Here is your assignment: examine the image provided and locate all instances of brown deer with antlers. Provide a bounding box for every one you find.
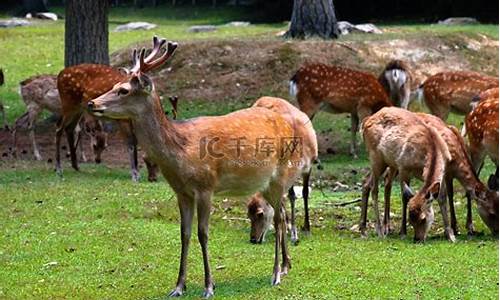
[11,75,106,162]
[419,71,498,120]
[87,42,314,297]
[360,113,499,238]
[290,63,393,157]
[55,36,174,181]
[361,107,454,242]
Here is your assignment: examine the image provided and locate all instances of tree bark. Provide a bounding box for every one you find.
[286,0,339,39]
[64,0,109,67]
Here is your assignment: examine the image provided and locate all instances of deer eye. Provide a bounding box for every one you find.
[117,88,129,96]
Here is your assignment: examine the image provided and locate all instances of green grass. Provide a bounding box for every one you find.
[0,5,498,299]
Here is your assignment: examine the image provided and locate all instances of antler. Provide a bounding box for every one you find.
[130,36,178,74]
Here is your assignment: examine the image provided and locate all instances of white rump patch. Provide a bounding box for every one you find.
[289,80,298,98]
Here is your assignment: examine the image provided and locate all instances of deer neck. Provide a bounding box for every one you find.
[131,93,186,168]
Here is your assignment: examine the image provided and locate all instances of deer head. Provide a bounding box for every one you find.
[405,181,440,242]
[473,186,499,235]
[247,193,274,244]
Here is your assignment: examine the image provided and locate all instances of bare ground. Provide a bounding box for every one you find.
[1,33,498,168]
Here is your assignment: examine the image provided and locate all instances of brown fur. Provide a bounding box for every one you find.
[12,74,106,162]
[290,63,392,157]
[422,71,499,120]
[88,70,314,295]
[466,97,499,174]
[361,107,453,242]
[0,68,8,129]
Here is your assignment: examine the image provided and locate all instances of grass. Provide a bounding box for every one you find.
[0,5,498,299]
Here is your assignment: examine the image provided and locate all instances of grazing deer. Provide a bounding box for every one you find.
[87,43,314,297]
[11,75,106,162]
[470,87,499,110]
[466,97,499,185]
[361,113,499,238]
[289,63,393,157]
[247,96,318,245]
[419,71,498,120]
[55,36,173,181]
[361,107,454,242]
[0,68,8,129]
[378,59,412,109]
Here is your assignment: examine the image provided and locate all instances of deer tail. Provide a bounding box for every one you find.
[289,73,298,98]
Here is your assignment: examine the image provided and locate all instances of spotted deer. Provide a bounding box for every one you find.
[289,63,393,157]
[87,43,315,297]
[361,107,454,242]
[419,71,498,120]
[55,36,174,181]
[360,113,499,238]
[11,75,106,162]
[466,97,499,191]
[378,59,412,109]
[0,68,8,129]
[247,96,319,245]
[471,87,498,110]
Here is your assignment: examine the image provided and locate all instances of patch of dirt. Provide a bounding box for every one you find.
[1,33,497,168]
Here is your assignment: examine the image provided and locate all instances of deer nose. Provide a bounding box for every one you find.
[87,101,95,111]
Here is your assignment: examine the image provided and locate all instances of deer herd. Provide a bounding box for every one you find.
[1,36,498,297]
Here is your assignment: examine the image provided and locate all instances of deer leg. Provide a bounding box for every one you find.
[446,176,458,235]
[383,168,396,235]
[27,105,42,160]
[126,132,140,182]
[75,122,87,163]
[144,156,159,182]
[437,182,456,242]
[465,191,476,236]
[65,119,80,171]
[169,194,195,297]
[287,186,298,245]
[469,146,486,177]
[359,172,372,237]
[371,170,384,238]
[399,177,411,239]
[55,119,64,176]
[196,191,215,299]
[280,202,291,276]
[0,102,8,130]
[302,171,311,234]
[350,113,359,159]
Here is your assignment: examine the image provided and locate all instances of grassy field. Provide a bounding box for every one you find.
[0,5,499,300]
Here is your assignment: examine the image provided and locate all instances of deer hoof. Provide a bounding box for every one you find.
[201,286,214,299]
[168,287,184,297]
[271,274,281,286]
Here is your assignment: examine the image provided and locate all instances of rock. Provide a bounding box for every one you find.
[0,18,30,28]
[332,181,349,192]
[225,21,250,27]
[114,22,157,32]
[438,17,479,25]
[35,12,58,21]
[188,25,217,33]
[337,21,382,35]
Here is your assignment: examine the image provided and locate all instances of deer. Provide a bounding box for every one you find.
[55,36,174,181]
[246,96,319,245]
[11,74,106,162]
[0,68,8,129]
[378,59,412,109]
[360,113,499,239]
[360,107,454,242]
[289,63,393,158]
[87,42,314,298]
[466,97,499,193]
[419,71,498,121]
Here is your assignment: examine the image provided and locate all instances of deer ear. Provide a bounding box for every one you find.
[402,182,414,201]
[425,182,441,202]
[138,74,153,93]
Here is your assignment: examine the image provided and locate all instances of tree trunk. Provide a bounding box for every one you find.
[286,0,339,39]
[64,0,109,67]
[23,0,48,13]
